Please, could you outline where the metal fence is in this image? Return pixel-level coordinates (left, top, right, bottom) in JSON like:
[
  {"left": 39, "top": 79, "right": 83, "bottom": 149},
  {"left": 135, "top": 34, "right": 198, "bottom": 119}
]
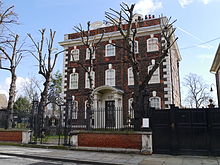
[{"left": 66, "top": 107, "right": 135, "bottom": 131}]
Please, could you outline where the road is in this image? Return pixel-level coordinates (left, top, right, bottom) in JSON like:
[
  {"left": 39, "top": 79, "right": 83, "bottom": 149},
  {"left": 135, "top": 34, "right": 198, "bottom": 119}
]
[{"left": 0, "top": 154, "right": 91, "bottom": 165}]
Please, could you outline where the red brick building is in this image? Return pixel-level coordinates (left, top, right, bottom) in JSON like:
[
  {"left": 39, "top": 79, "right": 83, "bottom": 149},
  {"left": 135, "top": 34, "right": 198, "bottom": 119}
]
[{"left": 59, "top": 15, "right": 181, "bottom": 127}]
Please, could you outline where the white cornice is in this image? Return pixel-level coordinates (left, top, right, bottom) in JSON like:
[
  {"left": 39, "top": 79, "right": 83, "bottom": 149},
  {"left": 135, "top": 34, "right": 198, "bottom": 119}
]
[
  {"left": 210, "top": 44, "right": 220, "bottom": 73},
  {"left": 59, "top": 25, "right": 161, "bottom": 47}
]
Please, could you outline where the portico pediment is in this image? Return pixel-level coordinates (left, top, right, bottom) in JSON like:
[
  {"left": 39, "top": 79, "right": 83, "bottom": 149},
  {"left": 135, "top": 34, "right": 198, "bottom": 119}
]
[{"left": 93, "top": 86, "right": 124, "bottom": 95}]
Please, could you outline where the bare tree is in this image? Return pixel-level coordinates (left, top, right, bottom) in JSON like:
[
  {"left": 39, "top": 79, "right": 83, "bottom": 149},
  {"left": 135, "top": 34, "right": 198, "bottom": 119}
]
[
  {"left": 0, "top": 1, "right": 20, "bottom": 128},
  {"left": 105, "top": 3, "right": 177, "bottom": 130},
  {"left": 27, "top": 29, "right": 65, "bottom": 139},
  {"left": 0, "top": 1, "right": 18, "bottom": 44},
  {"left": 73, "top": 22, "right": 104, "bottom": 129},
  {"left": 22, "top": 75, "right": 42, "bottom": 101},
  {"left": 0, "top": 34, "right": 24, "bottom": 128},
  {"left": 183, "top": 73, "right": 211, "bottom": 108}
]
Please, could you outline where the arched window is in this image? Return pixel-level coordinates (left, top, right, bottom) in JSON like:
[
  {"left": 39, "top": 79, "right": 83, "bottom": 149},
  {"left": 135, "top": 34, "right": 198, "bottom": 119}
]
[
  {"left": 149, "top": 97, "right": 161, "bottom": 109},
  {"left": 86, "top": 47, "right": 95, "bottom": 60},
  {"left": 130, "top": 40, "right": 138, "bottom": 54},
  {"left": 85, "top": 71, "right": 95, "bottom": 88},
  {"left": 128, "top": 98, "right": 134, "bottom": 119},
  {"left": 105, "top": 44, "right": 115, "bottom": 57},
  {"left": 70, "top": 49, "right": 79, "bottom": 61},
  {"left": 105, "top": 64, "right": 115, "bottom": 86},
  {"left": 84, "top": 100, "right": 88, "bottom": 119},
  {"left": 148, "top": 59, "right": 160, "bottom": 84},
  {"left": 128, "top": 67, "right": 134, "bottom": 85},
  {"left": 147, "top": 37, "right": 159, "bottom": 52},
  {"left": 72, "top": 100, "right": 78, "bottom": 119},
  {"left": 69, "top": 69, "right": 78, "bottom": 89}
]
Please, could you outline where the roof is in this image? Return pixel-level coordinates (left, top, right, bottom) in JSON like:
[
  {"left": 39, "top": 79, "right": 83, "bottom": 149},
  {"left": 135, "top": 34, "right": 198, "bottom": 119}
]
[
  {"left": 210, "top": 44, "right": 220, "bottom": 73},
  {"left": 0, "top": 94, "right": 7, "bottom": 109}
]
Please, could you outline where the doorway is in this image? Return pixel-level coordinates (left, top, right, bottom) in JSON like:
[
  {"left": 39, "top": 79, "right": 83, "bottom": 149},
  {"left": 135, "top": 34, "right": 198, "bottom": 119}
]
[{"left": 105, "top": 101, "right": 115, "bottom": 128}]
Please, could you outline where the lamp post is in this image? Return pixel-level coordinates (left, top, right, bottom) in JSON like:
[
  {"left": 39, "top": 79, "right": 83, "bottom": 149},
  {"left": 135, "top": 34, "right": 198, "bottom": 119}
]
[
  {"left": 64, "top": 97, "right": 73, "bottom": 145},
  {"left": 32, "top": 92, "right": 39, "bottom": 144}
]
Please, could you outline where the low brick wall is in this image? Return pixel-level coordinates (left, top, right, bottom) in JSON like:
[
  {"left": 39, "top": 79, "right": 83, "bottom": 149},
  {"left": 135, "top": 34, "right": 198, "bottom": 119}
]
[
  {"left": 71, "top": 131, "right": 152, "bottom": 154},
  {"left": 78, "top": 133, "right": 142, "bottom": 149},
  {"left": 0, "top": 130, "right": 30, "bottom": 143}
]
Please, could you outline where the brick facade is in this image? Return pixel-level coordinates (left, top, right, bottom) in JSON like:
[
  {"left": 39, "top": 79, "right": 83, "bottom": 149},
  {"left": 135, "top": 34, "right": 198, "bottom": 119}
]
[{"left": 59, "top": 16, "right": 181, "bottom": 126}]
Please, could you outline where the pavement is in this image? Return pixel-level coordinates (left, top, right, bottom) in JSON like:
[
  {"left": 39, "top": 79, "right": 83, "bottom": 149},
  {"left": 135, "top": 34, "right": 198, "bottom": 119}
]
[{"left": 0, "top": 145, "right": 220, "bottom": 165}]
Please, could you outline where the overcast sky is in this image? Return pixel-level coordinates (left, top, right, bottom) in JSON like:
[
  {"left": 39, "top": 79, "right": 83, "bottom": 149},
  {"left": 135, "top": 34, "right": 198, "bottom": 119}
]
[{"left": 0, "top": 0, "right": 219, "bottom": 104}]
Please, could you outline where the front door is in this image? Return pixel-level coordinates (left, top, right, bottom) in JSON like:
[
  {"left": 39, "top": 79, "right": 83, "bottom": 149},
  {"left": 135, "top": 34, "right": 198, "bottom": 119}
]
[{"left": 105, "top": 101, "right": 115, "bottom": 128}]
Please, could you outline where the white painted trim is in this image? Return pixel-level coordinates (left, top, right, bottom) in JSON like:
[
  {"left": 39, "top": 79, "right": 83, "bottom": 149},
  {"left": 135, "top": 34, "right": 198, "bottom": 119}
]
[
  {"left": 105, "top": 44, "right": 115, "bottom": 57},
  {"left": 69, "top": 72, "right": 79, "bottom": 89},
  {"left": 59, "top": 25, "right": 161, "bottom": 47},
  {"left": 105, "top": 68, "right": 116, "bottom": 86},
  {"left": 147, "top": 37, "right": 159, "bottom": 52},
  {"left": 149, "top": 96, "right": 161, "bottom": 109},
  {"left": 70, "top": 49, "right": 80, "bottom": 61},
  {"left": 128, "top": 67, "right": 134, "bottom": 86}
]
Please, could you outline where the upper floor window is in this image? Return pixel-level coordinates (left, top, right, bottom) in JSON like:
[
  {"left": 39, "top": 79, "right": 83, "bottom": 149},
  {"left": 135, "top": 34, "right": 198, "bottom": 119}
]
[
  {"left": 128, "top": 98, "right": 134, "bottom": 119},
  {"left": 86, "top": 47, "right": 95, "bottom": 60},
  {"left": 105, "top": 64, "right": 115, "bottom": 86},
  {"left": 149, "top": 97, "right": 161, "bottom": 109},
  {"left": 130, "top": 40, "right": 138, "bottom": 54},
  {"left": 85, "top": 71, "right": 95, "bottom": 88},
  {"left": 70, "top": 49, "right": 79, "bottom": 61},
  {"left": 84, "top": 100, "right": 88, "bottom": 119},
  {"left": 72, "top": 100, "right": 78, "bottom": 119},
  {"left": 147, "top": 35, "right": 159, "bottom": 52},
  {"left": 148, "top": 59, "right": 160, "bottom": 84},
  {"left": 128, "top": 67, "right": 134, "bottom": 85},
  {"left": 105, "top": 44, "right": 115, "bottom": 57},
  {"left": 69, "top": 69, "right": 78, "bottom": 89}
]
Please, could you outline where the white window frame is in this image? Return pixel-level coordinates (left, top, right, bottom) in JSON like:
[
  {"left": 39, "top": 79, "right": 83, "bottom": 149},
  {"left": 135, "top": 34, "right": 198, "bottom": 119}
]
[
  {"left": 86, "top": 47, "right": 95, "bottom": 60},
  {"left": 84, "top": 100, "right": 88, "bottom": 119},
  {"left": 105, "top": 44, "right": 115, "bottom": 57},
  {"left": 105, "top": 68, "right": 115, "bottom": 86},
  {"left": 69, "top": 72, "right": 78, "bottom": 89},
  {"left": 70, "top": 49, "right": 79, "bottom": 61},
  {"left": 130, "top": 40, "right": 139, "bottom": 54},
  {"left": 128, "top": 98, "right": 134, "bottom": 119},
  {"left": 72, "top": 100, "right": 78, "bottom": 119},
  {"left": 149, "top": 97, "right": 161, "bottom": 109},
  {"left": 128, "top": 67, "right": 134, "bottom": 85},
  {"left": 147, "top": 37, "right": 159, "bottom": 52},
  {"left": 148, "top": 64, "right": 160, "bottom": 84},
  {"left": 85, "top": 71, "right": 95, "bottom": 88}
]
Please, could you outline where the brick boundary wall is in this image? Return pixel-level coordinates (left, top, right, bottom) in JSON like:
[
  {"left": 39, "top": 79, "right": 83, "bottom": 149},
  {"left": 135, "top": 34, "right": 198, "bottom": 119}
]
[
  {"left": 78, "top": 133, "right": 142, "bottom": 149},
  {"left": 0, "top": 131, "right": 22, "bottom": 142}
]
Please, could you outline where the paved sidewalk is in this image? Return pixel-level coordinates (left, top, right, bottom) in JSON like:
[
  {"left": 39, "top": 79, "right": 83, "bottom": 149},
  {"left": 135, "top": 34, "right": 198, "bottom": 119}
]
[{"left": 0, "top": 145, "right": 219, "bottom": 165}]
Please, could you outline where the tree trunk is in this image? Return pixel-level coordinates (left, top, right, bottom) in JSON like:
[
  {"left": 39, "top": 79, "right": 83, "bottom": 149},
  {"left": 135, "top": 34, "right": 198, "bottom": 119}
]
[
  {"left": 6, "top": 69, "right": 17, "bottom": 129},
  {"left": 38, "top": 75, "right": 50, "bottom": 138}
]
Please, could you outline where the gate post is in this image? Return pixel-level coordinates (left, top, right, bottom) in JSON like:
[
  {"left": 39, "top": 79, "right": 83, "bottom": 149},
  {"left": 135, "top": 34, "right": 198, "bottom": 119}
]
[{"left": 170, "top": 104, "right": 178, "bottom": 155}]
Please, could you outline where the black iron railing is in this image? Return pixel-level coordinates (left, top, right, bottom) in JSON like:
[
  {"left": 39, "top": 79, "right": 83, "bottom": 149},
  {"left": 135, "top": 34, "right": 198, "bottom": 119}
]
[{"left": 66, "top": 107, "right": 135, "bottom": 131}]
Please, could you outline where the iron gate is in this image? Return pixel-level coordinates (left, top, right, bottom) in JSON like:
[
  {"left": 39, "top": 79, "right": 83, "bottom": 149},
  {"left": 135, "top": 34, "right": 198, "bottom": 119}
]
[{"left": 150, "top": 105, "right": 220, "bottom": 155}]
